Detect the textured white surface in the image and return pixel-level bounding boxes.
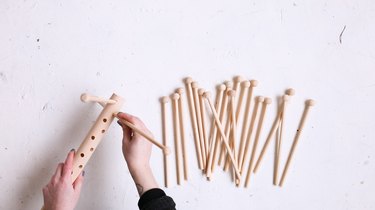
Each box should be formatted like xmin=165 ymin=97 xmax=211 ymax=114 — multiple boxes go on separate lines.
xmin=1 ymin=0 xmax=375 ymax=209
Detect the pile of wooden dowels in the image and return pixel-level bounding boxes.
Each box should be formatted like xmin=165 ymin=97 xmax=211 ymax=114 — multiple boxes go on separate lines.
xmin=159 ymin=76 xmax=315 ymax=188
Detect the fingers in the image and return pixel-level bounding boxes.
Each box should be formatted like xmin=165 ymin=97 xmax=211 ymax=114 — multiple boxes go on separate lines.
xmin=62 ymin=150 xmax=75 ymax=179
xmin=53 ymin=163 xmax=64 ymax=179
xmin=73 ymin=171 xmax=85 ymax=194
xmin=117 ymin=112 xmax=146 ymax=129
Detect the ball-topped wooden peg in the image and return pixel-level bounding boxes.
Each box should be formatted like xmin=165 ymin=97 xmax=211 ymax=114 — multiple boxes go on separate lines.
xmin=176 ymin=88 xmax=184 ymax=95
xmin=161 ymin=96 xmax=170 ymax=104
xmin=80 ymin=93 xmax=117 ymax=104
xmin=250 ymin=80 xmax=258 ymax=87
xmin=224 ymin=81 xmax=233 ymax=89
xmin=286 ymin=88 xmax=295 ymax=96
xmin=227 ymin=89 xmax=236 ymax=97
xmin=184 ymin=77 xmax=193 ymax=84
xmin=306 ymin=99 xmax=315 ymax=106
xmin=171 ymin=93 xmax=180 ymax=100
xmin=241 ymin=80 xmax=251 ymax=88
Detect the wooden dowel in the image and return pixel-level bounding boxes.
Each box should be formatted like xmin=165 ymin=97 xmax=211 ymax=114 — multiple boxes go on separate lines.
xmin=245 ymin=97 xmax=271 ymax=187
xmin=171 ymin=93 xmax=182 ymax=185
xmin=81 ymin=93 xmax=117 ymax=104
xmin=199 ymin=88 xmax=209 ymax=158
xmin=224 ymin=90 xmax=237 ymax=172
xmin=237 ymin=80 xmax=258 ymax=170
xmin=176 ymin=88 xmax=188 ymax=181
xmin=117 ymin=118 xmax=171 ymax=155
xmin=207 ymin=84 xmax=226 ymax=152
xmin=206 ymin=85 xmax=226 ymax=179
xmin=239 ymin=96 xmax=262 ymax=173
xmin=160 ymin=96 xmax=170 ymax=188
xmin=279 ymin=99 xmax=315 ymax=187
xmin=192 ymin=82 xmax=207 ymax=168
xmin=253 ymin=93 xmax=293 ymax=174
xmin=218 ymin=81 xmax=233 ymax=166
xmin=235 ymin=81 xmax=250 ymax=121
xmin=274 ymin=94 xmax=290 ymax=185
xmin=184 ymin=77 xmax=203 ymax=169
xmin=203 ymin=92 xmax=241 ymax=180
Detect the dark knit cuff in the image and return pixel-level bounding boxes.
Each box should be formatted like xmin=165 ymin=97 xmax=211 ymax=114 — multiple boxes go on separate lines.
xmin=138 ymin=188 xmax=176 ymax=210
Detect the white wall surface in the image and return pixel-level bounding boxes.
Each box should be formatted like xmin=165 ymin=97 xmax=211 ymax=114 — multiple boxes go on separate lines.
xmin=1 ymin=0 xmax=374 ymax=209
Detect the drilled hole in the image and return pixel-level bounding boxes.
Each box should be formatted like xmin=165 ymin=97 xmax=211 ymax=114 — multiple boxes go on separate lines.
xmin=79 ymin=165 xmax=83 ymax=169
xmin=80 ymin=153 xmax=84 ymax=157
xmin=103 ymin=118 xmax=107 ymax=123
xmin=91 ymin=136 xmax=95 ymax=140
xmin=90 ymin=148 xmax=94 ymax=152
xmin=101 ymin=129 xmax=105 ymax=133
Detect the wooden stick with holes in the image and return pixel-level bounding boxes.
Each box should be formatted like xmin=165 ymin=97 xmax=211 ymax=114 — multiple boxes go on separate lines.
xmin=41 ymin=93 xmax=124 ymax=210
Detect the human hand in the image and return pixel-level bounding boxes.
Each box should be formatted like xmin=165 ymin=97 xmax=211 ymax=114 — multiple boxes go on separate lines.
xmin=42 ymin=150 xmax=84 ymax=210
xmin=117 ymin=112 xmax=158 ymax=195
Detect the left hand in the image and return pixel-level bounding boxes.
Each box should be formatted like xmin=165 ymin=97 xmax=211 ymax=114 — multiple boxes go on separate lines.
xmin=42 ymin=150 xmax=84 ymax=210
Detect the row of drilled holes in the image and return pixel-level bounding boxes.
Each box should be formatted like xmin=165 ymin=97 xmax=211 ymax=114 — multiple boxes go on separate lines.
xmin=78 ymin=118 xmax=108 ymax=169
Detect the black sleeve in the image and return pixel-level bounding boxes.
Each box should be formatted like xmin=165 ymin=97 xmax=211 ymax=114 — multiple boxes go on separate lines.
xmin=138 ymin=188 xmax=176 ymax=210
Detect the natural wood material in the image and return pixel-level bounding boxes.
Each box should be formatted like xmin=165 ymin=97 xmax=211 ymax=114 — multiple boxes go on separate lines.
xmin=253 ymin=95 xmax=292 ymax=174
xmin=184 ymin=77 xmax=203 ymax=169
xmin=198 ymin=88 xmax=209 ymax=159
xmin=171 ymin=93 xmax=182 ymax=185
xmin=237 ymin=80 xmax=258 ymax=170
xmin=206 ymin=84 xmax=226 ymax=179
xmin=203 ymin=92 xmax=241 ymax=180
xmin=160 ymin=96 xmax=170 ymax=187
xmin=42 ymin=93 xmax=124 ymax=210
xmin=218 ymin=81 xmax=233 ymax=166
xmin=192 ymin=82 xmax=206 ymax=168
xmin=239 ymin=96 xmax=262 ymax=173
xmin=279 ymin=99 xmax=315 ymax=187
xmin=176 ymin=88 xmax=188 ymax=181
xmin=245 ymin=97 xmax=271 ymax=187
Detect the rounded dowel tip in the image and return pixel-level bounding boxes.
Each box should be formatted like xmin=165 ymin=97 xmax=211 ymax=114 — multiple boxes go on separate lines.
xmin=234 ymin=75 xmax=245 ymax=82
xmin=306 ymin=99 xmax=315 ymax=106
xmin=224 ymin=81 xmax=233 ymax=88
xmin=241 ymin=80 xmax=251 ymax=88
xmin=227 ymin=90 xmax=236 ymax=97
xmin=185 ymin=77 xmax=193 ymax=84
xmin=203 ymin=91 xmax=211 ymax=98
xmin=191 ymin=82 xmax=199 ymax=88
xmin=161 ymin=96 xmax=170 ymax=103
xmin=163 ymin=147 xmax=172 ymax=155
xmin=198 ymin=88 xmax=205 ymax=95
xmin=171 ymin=93 xmax=180 ymax=100
xmin=265 ymin=97 xmax=272 ymax=104
xmin=217 ymin=84 xmax=226 ymax=91
xmin=256 ymin=96 xmax=265 ymax=102
xmin=286 ymin=88 xmax=295 ymax=96
xmin=176 ymin=88 xmax=184 ymax=95
xmin=80 ymin=93 xmax=90 ymax=102
xmin=282 ymin=95 xmax=289 ymax=102
xmin=250 ymin=80 xmax=258 ymax=87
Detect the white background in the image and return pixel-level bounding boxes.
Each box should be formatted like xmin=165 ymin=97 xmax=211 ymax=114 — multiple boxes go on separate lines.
xmin=1 ymin=0 xmax=374 ymax=209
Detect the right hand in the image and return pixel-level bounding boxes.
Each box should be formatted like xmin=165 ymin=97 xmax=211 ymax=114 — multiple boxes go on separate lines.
xmin=117 ymin=112 xmax=158 ymax=195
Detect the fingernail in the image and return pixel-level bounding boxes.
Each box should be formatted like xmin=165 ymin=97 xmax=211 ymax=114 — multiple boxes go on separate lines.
xmin=117 ymin=120 xmax=122 ymax=126
xmin=82 ymin=170 xmax=85 ymax=177
xmin=117 ymin=112 xmax=123 ymax=115
xmin=70 ymin=148 xmax=75 ymax=152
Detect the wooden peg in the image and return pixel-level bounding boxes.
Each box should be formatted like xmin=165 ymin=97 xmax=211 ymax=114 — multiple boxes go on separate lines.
xmin=198 ymin=88 xmax=209 ymax=158
xmin=274 ymin=95 xmax=290 ymax=185
xmin=253 ymin=96 xmax=291 ymax=174
xmin=176 ymin=88 xmax=188 ymax=181
xmin=236 ymin=80 xmax=250 ymax=121
xmin=237 ymin=80 xmax=258 ymax=170
xmin=239 ymin=95 xmax=262 ymax=173
xmin=245 ymin=97 xmax=271 ymax=187
xmin=160 ymin=96 xmax=170 ymax=188
xmin=206 ymin=84 xmax=226 ymax=179
xmin=184 ymin=77 xmax=203 ymax=169
xmin=218 ymin=81 xmax=233 ymax=166
xmin=233 ymin=76 xmax=244 ymax=93
xmin=192 ymin=82 xmax=206 ymax=168
xmin=228 ymin=90 xmax=239 ymax=181
xmin=171 ymin=93 xmax=182 ymax=185
xmin=203 ymin=92 xmax=241 ymax=180
xmin=212 ymin=84 xmax=231 ymax=172
xmin=81 ymin=93 xmax=117 ymax=105
xmin=279 ymin=99 xmax=315 ymax=187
